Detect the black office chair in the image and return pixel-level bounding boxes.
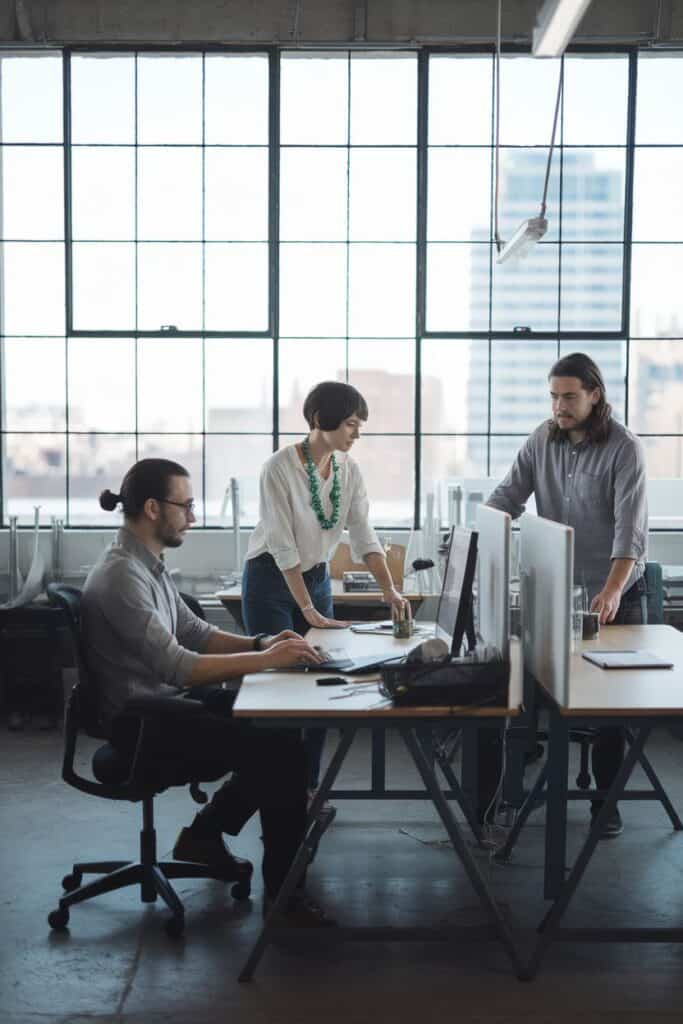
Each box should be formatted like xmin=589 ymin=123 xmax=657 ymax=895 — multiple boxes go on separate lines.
xmin=46 ymin=584 xmax=250 ymax=939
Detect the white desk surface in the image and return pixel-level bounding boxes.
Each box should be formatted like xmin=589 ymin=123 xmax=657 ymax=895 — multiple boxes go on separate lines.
xmin=233 ymin=626 xmax=518 ymax=720
xmin=216 ymin=578 xmax=427 ymax=605
xmin=558 ymin=624 xmax=683 ymax=717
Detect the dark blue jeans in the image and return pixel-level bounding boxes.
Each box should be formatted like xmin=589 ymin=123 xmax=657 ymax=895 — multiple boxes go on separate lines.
xmin=242 ymin=553 xmax=334 ymax=789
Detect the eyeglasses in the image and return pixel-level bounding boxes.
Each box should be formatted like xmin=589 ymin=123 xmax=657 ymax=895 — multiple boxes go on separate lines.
xmin=157 ymin=498 xmax=196 ymax=515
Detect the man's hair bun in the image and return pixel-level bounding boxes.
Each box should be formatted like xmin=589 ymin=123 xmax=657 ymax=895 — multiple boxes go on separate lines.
xmin=99 ymin=489 xmax=121 ymax=512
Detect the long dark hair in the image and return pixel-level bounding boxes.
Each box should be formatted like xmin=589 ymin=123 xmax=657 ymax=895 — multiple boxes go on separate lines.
xmin=547 ymin=352 xmax=612 ymax=444
xmin=99 ymin=459 xmax=189 ymax=519
xmin=303 ymin=381 xmax=369 ymax=431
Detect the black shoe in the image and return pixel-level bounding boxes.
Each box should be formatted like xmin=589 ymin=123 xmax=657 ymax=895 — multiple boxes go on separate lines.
xmin=173 ymin=826 xmax=254 ymax=881
xmin=590 ymin=803 xmax=624 ymax=838
xmin=263 ymin=891 xmax=337 ymax=928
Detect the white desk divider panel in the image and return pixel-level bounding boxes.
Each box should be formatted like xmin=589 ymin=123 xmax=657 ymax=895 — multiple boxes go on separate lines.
xmin=519 ymin=514 xmax=574 ymax=708
xmin=508 ymin=635 xmax=523 ymax=709
xmin=476 ymin=505 xmax=511 ymax=659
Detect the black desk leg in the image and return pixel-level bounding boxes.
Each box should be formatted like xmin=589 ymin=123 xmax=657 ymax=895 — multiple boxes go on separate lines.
xmin=496 ymin=761 xmax=548 ymax=863
xmin=401 ymin=726 xmax=524 ymax=978
xmin=544 ymin=710 xmax=569 ymax=900
xmin=625 ymin=728 xmax=683 ymax=830
xmin=238 ymin=727 xmax=356 ymax=983
xmin=370 ymin=727 xmax=387 ymax=797
xmin=525 ymin=724 xmax=651 ymax=981
xmin=416 ymin=728 xmax=482 ymax=841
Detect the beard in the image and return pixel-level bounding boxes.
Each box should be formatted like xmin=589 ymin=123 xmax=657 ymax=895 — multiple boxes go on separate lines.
xmin=156 ymin=512 xmax=185 ymax=549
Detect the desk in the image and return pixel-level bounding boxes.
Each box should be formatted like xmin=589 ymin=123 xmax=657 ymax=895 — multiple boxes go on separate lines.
xmin=523 ymin=624 xmax=683 ymax=979
xmin=233 ymin=627 xmax=522 ymax=980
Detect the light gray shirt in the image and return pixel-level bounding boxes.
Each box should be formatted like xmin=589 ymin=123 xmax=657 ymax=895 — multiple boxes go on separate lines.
xmin=82 ymin=528 xmax=218 ymax=723
xmin=487 ymin=419 xmax=648 ymax=598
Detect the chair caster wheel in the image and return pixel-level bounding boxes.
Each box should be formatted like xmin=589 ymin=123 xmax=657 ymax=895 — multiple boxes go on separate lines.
xmin=231 ymin=881 xmax=251 ymax=901
xmin=48 ymin=907 xmax=70 ymax=930
xmin=62 ymin=871 xmax=82 ymax=892
xmin=164 ymin=916 xmax=185 ymax=939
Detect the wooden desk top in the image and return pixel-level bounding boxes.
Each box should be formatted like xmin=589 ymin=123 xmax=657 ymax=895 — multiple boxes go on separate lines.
xmin=233 ymin=627 xmax=520 ymax=720
xmin=557 ymin=624 xmax=683 ymax=717
xmin=216 ymin=577 xmax=427 ymax=606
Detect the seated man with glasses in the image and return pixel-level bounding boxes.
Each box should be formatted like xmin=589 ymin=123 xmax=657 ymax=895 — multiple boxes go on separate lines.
xmin=82 ymin=458 xmax=333 ymax=926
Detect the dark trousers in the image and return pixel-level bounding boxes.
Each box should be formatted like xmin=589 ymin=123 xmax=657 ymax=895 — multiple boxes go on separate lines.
xmin=111 ymin=686 xmax=308 ymax=899
xmin=242 ymin=553 xmax=335 ymax=788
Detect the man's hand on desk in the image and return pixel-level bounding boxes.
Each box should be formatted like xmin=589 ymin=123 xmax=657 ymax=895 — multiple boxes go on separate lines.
xmin=590 ymin=586 xmax=622 ymax=625
xmin=301 ymin=606 xmax=350 ymax=630
xmin=259 ymin=637 xmax=325 ymax=670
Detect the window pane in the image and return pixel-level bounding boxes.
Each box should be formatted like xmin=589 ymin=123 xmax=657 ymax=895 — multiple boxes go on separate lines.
xmin=348 ymin=340 xmax=415 ymax=432
xmin=281 ymin=54 xmax=348 ymax=145
xmin=204 ymin=243 xmax=268 ymax=332
xmin=428 ymin=55 xmax=492 ymax=146
xmin=628 ymin=340 xmax=683 ymax=434
xmin=0 ymin=55 xmax=62 ymax=142
xmin=71 ymin=55 xmax=134 ymax=144
xmin=278 ymin=340 xmax=347 ymax=432
xmin=205 ymin=338 xmax=272 ymax=432
xmin=68 ymin=338 xmax=135 ymax=432
xmin=422 ymin=339 xmax=478 ymax=432
xmin=490 ymin=436 xmax=528 ymax=479
xmin=426 ymin=244 xmax=490 ymax=334
xmin=279 ymin=244 xmax=347 ymax=336
xmin=427 ymin=149 xmax=491 ymax=242
xmin=492 ymin=244 xmax=560 ymax=333
xmin=205 ymin=54 xmax=268 ymax=145
xmin=351 ymin=435 xmax=414 ymax=527
xmin=137 ymin=55 xmax=202 ymax=145
xmin=137 ymin=338 xmax=203 ymax=433
xmin=72 ymin=243 xmax=134 ymax=332
xmin=491 ymin=340 xmax=558 ymax=434
xmin=1 ymin=147 xmax=63 ymax=239
xmin=421 ymin=437 xmax=488 ymax=521
xmin=633 ymin=149 xmax=683 ymax=242
xmin=72 ymin=148 xmax=135 ymax=240
xmin=67 ymin=435 xmax=137 ymax=526
xmin=461 ymin=341 xmax=491 ymax=434
xmin=349 ymin=149 xmax=416 ymax=242
xmin=4 ymin=434 xmax=66 ymax=520
xmin=349 ymin=55 xmax=417 ymax=145
xmin=499 ymin=148 xmax=560 ymax=243
xmin=137 ymin=434 xmax=205 ymax=519
xmin=280 ymin=148 xmax=348 ymax=242
xmin=205 ymin=148 xmax=268 ymax=241
xmin=640 ymin=436 xmax=683 ymax=479
xmin=2 ymin=243 xmax=65 ymax=335
xmin=636 ymin=56 xmax=683 ymax=145
xmin=137 ymin=243 xmax=202 ymax=331
xmin=561 ymin=149 xmax=625 ymax=243
xmin=499 ymin=57 xmax=562 ymax=146
xmin=559 ymin=339 xmax=626 ymax=422
xmin=348 ymin=244 xmax=415 ymax=336
xmin=138 ymin=148 xmax=202 ymax=241
xmin=563 ymin=55 xmax=628 ymax=146
xmin=205 ymin=434 xmax=273 ymax=526
xmin=630 ymin=245 xmax=683 ymax=338
xmin=3 ymin=338 xmax=66 ymax=431
xmin=560 ymin=244 xmax=623 ymax=332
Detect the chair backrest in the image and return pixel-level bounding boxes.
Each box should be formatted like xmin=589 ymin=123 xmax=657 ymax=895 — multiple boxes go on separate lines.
xmin=328 ymin=541 xmax=406 ymax=590
xmin=644 ymin=561 xmax=664 ymax=625
xmin=46 ymin=583 xmax=103 ymax=734
xmin=179 ymin=591 xmax=206 ymax=621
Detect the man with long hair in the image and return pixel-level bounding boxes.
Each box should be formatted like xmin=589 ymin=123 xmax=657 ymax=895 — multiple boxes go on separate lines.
xmin=487 ymin=352 xmax=648 ymax=838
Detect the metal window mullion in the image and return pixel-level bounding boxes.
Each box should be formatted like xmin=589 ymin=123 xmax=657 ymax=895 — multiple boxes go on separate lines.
xmin=201 ymin=52 xmax=207 ymax=526
xmin=270 ymin=47 xmax=280 ymax=453
xmin=486 ymin=51 xmax=495 ymax=477
xmin=63 ymin=50 xmax=72 ymax=521
xmin=415 ymin=50 xmax=428 ymax=530
xmin=623 ymin=50 xmax=639 ymax=425
xmin=134 ymin=51 xmax=140 ymax=459
xmin=345 ymin=52 xmax=351 ymax=380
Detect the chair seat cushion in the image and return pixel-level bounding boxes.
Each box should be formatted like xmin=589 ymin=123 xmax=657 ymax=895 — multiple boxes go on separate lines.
xmin=92 ymin=742 xmax=227 ymax=791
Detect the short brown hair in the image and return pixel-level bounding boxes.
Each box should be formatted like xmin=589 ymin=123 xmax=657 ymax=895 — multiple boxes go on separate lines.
xmin=303 ymin=381 xmax=369 ymax=431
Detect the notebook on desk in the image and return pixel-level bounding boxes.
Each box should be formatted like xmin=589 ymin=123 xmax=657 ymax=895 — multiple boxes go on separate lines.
xmin=581 ymin=649 xmax=673 ymax=670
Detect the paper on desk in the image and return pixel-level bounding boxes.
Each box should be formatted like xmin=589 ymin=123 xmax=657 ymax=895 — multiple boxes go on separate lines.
xmin=2 ymin=506 xmax=46 ymax=608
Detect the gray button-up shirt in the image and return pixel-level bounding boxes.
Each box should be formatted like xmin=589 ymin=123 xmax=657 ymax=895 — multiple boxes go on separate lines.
xmin=487 ymin=419 xmax=648 ymax=598
xmin=82 ymin=528 xmax=218 ymax=723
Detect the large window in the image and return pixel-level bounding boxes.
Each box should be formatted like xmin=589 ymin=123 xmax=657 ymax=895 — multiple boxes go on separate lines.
xmin=1 ymin=47 xmax=682 ymax=527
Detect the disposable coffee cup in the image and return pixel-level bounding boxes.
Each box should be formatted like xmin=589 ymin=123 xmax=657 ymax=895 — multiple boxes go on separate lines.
xmin=392 ymin=602 xmax=413 ymax=639
xmin=582 ymin=611 xmax=600 ymax=640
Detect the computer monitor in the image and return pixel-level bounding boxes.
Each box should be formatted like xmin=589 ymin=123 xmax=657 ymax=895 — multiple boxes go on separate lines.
xmin=476 ymin=505 xmax=511 ymax=659
xmin=435 ymin=526 xmax=478 ymax=656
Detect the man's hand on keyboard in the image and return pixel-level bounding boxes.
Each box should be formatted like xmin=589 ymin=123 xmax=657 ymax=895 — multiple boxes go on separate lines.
xmin=302 ymin=607 xmax=350 ymax=630
xmin=260 ymin=637 xmax=325 ymax=670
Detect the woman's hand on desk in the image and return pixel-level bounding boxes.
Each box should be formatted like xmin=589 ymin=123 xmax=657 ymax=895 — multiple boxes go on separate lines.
xmin=301 ymin=606 xmax=350 ymax=630
xmin=383 ymin=587 xmax=410 ymax=620
xmin=259 ymin=638 xmax=325 ymax=670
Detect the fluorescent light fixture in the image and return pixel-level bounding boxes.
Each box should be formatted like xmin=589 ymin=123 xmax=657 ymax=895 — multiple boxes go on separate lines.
xmin=496 ymin=216 xmax=548 ymax=264
xmin=532 ymin=0 xmax=592 ymax=57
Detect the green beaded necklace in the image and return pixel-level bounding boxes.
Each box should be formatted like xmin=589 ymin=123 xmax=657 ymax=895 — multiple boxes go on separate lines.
xmin=301 ymin=437 xmax=341 ymax=530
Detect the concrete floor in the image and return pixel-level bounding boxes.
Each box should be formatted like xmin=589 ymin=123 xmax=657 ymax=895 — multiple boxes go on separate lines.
xmin=2 ymin=725 xmax=683 ymax=1024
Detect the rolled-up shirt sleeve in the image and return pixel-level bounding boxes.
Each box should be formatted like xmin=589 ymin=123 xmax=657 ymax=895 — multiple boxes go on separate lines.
xmin=98 ymin=565 xmax=199 ymax=688
xmin=259 ymin=461 xmax=301 ymax=571
xmin=175 ymin=590 xmax=218 ymax=653
xmin=611 ymin=437 xmax=648 ymax=561
xmin=346 ymin=462 xmax=384 ymax=564
xmin=486 ymin=436 xmax=535 ymax=520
